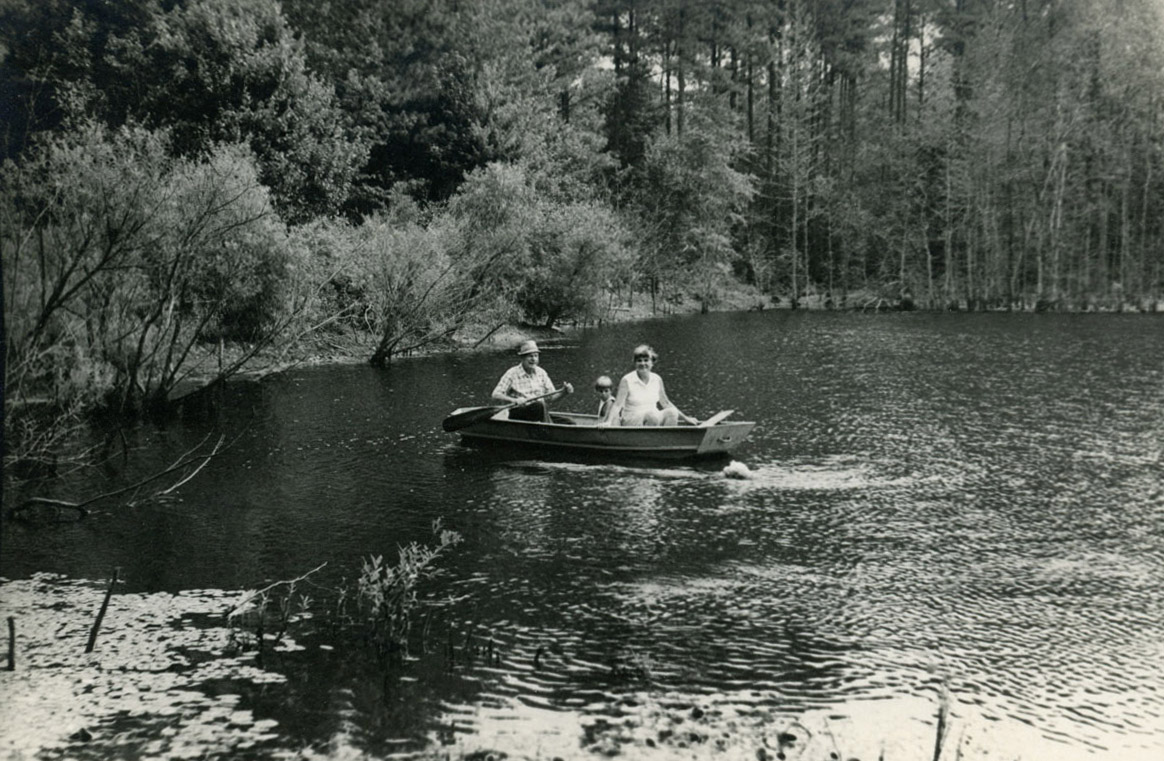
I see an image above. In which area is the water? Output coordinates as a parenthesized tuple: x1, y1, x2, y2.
(3, 311, 1163, 760)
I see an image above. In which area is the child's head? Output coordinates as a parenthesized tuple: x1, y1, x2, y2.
(594, 375, 614, 396)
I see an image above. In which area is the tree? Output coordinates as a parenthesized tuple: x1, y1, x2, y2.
(635, 98, 755, 311)
(0, 0, 367, 221)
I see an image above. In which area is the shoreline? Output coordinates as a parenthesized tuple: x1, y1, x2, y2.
(220, 288, 773, 385)
(169, 287, 1163, 402)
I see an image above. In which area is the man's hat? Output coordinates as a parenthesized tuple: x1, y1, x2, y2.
(517, 340, 540, 356)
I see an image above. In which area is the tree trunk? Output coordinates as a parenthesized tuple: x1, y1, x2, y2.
(676, 7, 686, 136)
(663, 40, 672, 134)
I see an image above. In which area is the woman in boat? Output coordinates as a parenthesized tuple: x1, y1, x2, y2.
(600, 345, 698, 426)
(492, 340, 573, 422)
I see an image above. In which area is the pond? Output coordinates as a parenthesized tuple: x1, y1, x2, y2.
(3, 311, 1163, 761)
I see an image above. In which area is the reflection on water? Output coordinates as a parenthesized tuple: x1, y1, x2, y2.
(0, 575, 288, 760)
(3, 312, 1163, 760)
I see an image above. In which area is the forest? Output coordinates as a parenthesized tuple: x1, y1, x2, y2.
(3, 0, 1163, 467)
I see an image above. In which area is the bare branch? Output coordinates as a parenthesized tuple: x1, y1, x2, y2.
(226, 563, 330, 620)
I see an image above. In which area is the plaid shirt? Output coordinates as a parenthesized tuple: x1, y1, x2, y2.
(493, 364, 555, 400)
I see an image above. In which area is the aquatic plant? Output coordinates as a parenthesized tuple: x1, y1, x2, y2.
(356, 520, 463, 664)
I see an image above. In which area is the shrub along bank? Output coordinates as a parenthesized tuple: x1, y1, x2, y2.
(2, 125, 707, 474)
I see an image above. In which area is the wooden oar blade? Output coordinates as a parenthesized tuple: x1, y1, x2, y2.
(442, 405, 503, 432)
(700, 409, 735, 427)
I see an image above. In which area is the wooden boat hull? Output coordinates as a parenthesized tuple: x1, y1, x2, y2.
(447, 410, 755, 459)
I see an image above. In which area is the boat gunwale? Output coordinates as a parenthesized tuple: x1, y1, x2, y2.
(447, 409, 754, 430)
(449, 409, 755, 459)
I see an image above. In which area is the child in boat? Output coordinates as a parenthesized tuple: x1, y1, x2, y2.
(594, 376, 615, 422)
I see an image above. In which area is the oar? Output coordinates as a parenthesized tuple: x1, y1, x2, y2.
(699, 409, 735, 427)
(441, 387, 566, 432)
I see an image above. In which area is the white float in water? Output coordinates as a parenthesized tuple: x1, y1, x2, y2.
(722, 460, 752, 479)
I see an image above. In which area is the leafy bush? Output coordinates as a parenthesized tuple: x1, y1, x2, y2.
(288, 197, 518, 365)
(2, 123, 293, 422)
(449, 161, 633, 328)
(519, 199, 632, 327)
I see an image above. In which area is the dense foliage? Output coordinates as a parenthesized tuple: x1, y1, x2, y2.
(3, 0, 1163, 461)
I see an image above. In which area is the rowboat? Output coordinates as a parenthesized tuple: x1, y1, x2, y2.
(444, 408, 755, 460)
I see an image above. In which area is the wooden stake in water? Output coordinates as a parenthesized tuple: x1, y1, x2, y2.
(932, 686, 950, 761)
(85, 568, 120, 654)
(6, 616, 14, 670)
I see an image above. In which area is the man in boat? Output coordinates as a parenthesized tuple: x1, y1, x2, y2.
(491, 340, 574, 422)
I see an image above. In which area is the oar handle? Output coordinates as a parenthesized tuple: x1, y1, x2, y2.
(699, 409, 735, 427)
(503, 385, 568, 410)
(507, 388, 565, 411)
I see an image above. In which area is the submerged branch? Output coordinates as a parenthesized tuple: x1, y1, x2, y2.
(7, 433, 232, 520)
(158, 435, 224, 494)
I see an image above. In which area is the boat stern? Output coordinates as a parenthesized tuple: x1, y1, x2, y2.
(696, 421, 756, 455)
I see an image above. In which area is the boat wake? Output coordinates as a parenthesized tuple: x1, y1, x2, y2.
(502, 460, 711, 480)
(709, 457, 880, 493)
(502, 455, 909, 493)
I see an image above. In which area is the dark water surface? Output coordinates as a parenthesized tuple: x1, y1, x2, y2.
(4, 311, 1163, 760)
